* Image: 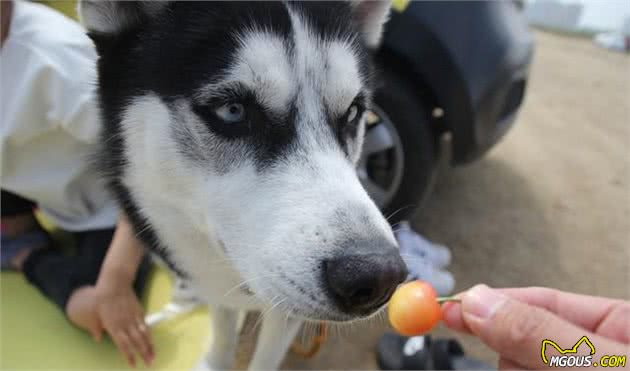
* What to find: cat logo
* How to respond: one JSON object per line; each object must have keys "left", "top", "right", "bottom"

{"left": 541, "top": 336, "right": 627, "bottom": 368}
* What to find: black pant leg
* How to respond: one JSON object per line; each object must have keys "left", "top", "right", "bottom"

{"left": 22, "top": 248, "right": 84, "bottom": 310}
{"left": 22, "top": 227, "right": 151, "bottom": 312}
{"left": 1, "top": 190, "right": 35, "bottom": 217}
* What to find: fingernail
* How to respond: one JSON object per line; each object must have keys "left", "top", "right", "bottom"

{"left": 463, "top": 284, "right": 507, "bottom": 320}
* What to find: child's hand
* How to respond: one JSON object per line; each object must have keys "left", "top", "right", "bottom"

{"left": 95, "top": 283, "right": 154, "bottom": 367}
{"left": 92, "top": 214, "right": 154, "bottom": 367}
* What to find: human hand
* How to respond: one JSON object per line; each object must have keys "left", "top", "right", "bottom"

{"left": 94, "top": 282, "right": 154, "bottom": 367}
{"left": 92, "top": 213, "right": 153, "bottom": 367}
{"left": 441, "top": 284, "right": 629, "bottom": 370}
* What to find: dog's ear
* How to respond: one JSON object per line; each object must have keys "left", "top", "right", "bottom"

{"left": 78, "top": 0, "right": 168, "bottom": 35}
{"left": 350, "top": 0, "right": 391, "bottom": 48}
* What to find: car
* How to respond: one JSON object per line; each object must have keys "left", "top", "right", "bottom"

{"left": 359, "top": 0, "right": 534, "bottom": 222}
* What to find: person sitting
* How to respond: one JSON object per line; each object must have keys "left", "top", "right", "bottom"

{"left": 1, "top": 1, "right": 153, "bottom": 366}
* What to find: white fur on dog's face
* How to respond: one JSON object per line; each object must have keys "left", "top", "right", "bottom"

{"left": 84, "top": 1, "right": 399, "bottom": 321}
{"left": 122, "top": 27, "right": 393, "bottom": 321}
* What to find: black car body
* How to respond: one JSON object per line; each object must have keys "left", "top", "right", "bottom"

{"left": 361, "top": 0, "right": 534, "bottom": 219}
{"left": 383, "top": 0, "right": 533, "bottom": 163}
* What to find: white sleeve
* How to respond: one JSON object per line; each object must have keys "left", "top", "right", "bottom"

{"left": 42, "top": 40, "right": 102, "bottom": 144}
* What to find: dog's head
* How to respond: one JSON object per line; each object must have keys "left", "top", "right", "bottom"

{"left": 81, "top": 1, "right": 406, "bottom": 322}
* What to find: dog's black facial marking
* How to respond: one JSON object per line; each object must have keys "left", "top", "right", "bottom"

{"left": 95, "top": 2, "right": 375, "bottom": 173}
{"left": 331, "top": 92, "right": 368, "bottom": 156}
{"left": 95, "top": 2, "right": 295, "bottom": 108}
{"left": 284, "top": 2, "right": 375, "bottom": 161}
{"left": 285, "top": 2, "right": 376, "bottom": 85}
{"left": 193, "top": 86, "right": 264, "bottom": 140}
{"left": 92, "top": 1, "right": 379, "bottom": 239}
{"left": 94, "top": 2, "right": 299, "bottom": 175}
{"left": 286, "top": 2, "right": 354, "bottom": 42}
{"left": 190, "top": 83, "right": 299, "bottom": 171}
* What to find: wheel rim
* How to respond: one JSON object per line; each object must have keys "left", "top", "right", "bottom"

{"left": 357, "top": 106, "right": 405, "bottom": 209}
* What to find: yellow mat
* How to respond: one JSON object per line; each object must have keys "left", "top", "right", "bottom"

{"left": 1, "top": 268, "right": 210, "bottom": 370}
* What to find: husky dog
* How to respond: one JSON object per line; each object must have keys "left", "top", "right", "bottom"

{"left": 79, "top": 1, "right": 407, "bottom": 369}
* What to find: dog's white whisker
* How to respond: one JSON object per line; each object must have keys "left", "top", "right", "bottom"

{"left": 252, "top": 295, "right": 284, "bottom": 330}
{"left": 133, "top": 223, "right": 153, "bottom": 238}
{"left": 206, "top": 256, "right": 251, "bottom": 267}
{"left": 334, "top": 322, "right": 342, "bottom": 340}
{"left": 385, "top": 204, "right": 416, "bottom": 222}
{"left": 223, "top": 274, "right": 280, "bottom": 297}
{"left": 266, "top": 298, "right": 287, "bottom": 320}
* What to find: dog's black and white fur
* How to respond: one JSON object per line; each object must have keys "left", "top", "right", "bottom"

{"left": 79, "top": 1, "right": 406, "bottom": 369}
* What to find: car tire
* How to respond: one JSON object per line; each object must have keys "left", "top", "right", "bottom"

{"left": 360, "top": 70, "right": 436, "bottom": 224}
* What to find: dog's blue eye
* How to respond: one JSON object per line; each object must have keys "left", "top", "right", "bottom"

{"left": 215, "top": 103, "right": 245, "bottom": 123}
{"left": 347, "top": 105, "right": 359, "bottom": 123}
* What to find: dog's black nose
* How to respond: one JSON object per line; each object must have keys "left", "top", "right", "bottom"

{"left": 324, "top": 252, "right": 407, "bottom": 314}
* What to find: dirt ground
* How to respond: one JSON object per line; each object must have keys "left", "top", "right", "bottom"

{"left": 237, "top": 30, "right": 630, "bottom": 369}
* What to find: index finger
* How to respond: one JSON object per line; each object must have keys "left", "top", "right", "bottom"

{"left": 111, "top": 331, "right": 136, "bottom": 367}
{"left": 128, "top": 322, "right": 154, "bottom": 366}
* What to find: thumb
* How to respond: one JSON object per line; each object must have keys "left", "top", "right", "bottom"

{"left": 460, "top": 285, "right": 606, "bottom": 369}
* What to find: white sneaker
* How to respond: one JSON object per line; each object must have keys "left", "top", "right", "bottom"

{"left": 395, "top": 221, "right": 451, "bottom": 269}
{"left": 395, "top": 221, "right": 455, "bottom": 296}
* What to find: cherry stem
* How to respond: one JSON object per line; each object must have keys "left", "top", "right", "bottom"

{"left": 437, "top": 296, "right": 461, "bottom": 304}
